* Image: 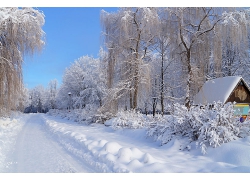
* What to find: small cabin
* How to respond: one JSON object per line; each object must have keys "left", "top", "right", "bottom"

{"left": 193, "top": 76, "right": 250, "bottom": 120}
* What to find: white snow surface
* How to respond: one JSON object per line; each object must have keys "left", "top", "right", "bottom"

{"left": 1, "top": 113, "right": 250, "bottom": 173}
{"left": 193, "top": 76, "right": 243, "bottom": 105}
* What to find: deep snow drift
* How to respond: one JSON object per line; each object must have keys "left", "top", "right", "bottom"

{"left": 1, "top": 113, "right": 250, "bottom": 173}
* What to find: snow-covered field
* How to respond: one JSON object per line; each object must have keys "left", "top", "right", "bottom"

{"left": 1, "top": 112, "right": 250, "bottom": 173}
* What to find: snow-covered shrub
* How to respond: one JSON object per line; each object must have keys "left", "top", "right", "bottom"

{"left": 47, "top": 109, "right": 69, "bottom": 119}
{"left": 47, "top": 108, "right": 95, "bottom": 125}
{"left": 196, "top": 102, "right": 242, "bottom": 154}
{"left": 147, "top": 102, "right": 250, "bottom": 154}
{"left": 111, "top": 110, "right": 150, "bottom": 129}
{"left": 93, "top": 111, "right": 115, "bottom": 124}
{"left": 146, "top": 114, "right": 173, "bottom": 145}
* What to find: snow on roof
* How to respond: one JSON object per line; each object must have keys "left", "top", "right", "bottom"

{"left": 193, "top": 76, "right": 243, "bottom": 105}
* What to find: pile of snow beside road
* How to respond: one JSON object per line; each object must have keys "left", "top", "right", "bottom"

{"left": 0, "top": 112, "right": 25, "bottom": 169}
{"left": 43, "top": 115, "right": 177, "bottom": 172}
{"left": 43, "top": 114, "right": 250, "bottom": 173}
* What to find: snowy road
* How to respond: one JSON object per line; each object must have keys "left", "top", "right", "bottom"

{"left": 1, "top": 114, "right": 94, "bottom": 173}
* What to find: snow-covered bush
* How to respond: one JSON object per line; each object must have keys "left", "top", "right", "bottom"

{"left": 146, "top": 114, "right": 173, "bottom": 145}
{"left": 47, "top": 108, "right": 96, "bottom": 125}
{"left": 147, "top": 102, "right": 250, "bottom": 154}
{"left": 110, "top": 110, "right": 150, "bottom": 130}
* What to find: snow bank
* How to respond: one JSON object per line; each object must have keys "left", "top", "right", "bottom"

{"left": 0, "top": 112, "right": 26, "bottom": 170}
{"left": 43, "top": 113, "right": 250, "bottom": 173}
{"left": 43, "top": 115, "right": 167, "bottom": 172}
{"left": 207, "top": 136, "right": 250, "bottom": 170}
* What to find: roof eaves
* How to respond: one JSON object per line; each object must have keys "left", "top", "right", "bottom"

{"left": 225, "top": 77, "right": 242, "bottom": 104}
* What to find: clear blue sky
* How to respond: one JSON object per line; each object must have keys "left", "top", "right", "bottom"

{"left": 20, "top": 1, "right": 250, "bottom": 89}
{"left": 23, "top": 7, "right": 118, "bottom": 89}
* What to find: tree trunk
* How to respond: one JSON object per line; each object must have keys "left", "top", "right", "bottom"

{"left": 133, "top": 67, "right": 139, "bottom": 109}
{"left": 153, "top": 99, "right": 156, "bottom": 117}
{"left": 130, "top": 90, "right": 133, "bottom": 109}
{"left": 185, "top": 50, "right": 192, "bottom": 110}
{"left": 160, "top": 53, "right": 164, "bottom": 116}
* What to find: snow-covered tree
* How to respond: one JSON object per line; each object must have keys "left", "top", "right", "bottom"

{"left": 0, "top": 7, "right": 45, "bottom": 116}
{"left": 27, "top": 85, "right": 46, "bottom": 113}
{"left": 47, "top": 79, "right": 58, "bottom": 109}
{"left": 149, "top": 9, "right": 187, "bottom": 115}
{"left": 16, "top": 85, "right": 30, "bottom": 112}
{"left": 101, "top": 7, "right": 159, "bottom": 114}
{"left": 56, "top": 55, "right": 105, "bottom": 112}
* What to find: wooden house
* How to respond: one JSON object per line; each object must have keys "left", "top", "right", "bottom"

{"left": 193, "top": 76, "right": 250, "bottom": 121}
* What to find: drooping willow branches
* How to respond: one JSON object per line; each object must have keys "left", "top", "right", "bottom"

{"left": 0, "top": 7, "right": 45, "bottom": 116}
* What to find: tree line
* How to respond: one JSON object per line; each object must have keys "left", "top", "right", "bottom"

{"left": 1, "top": 7, "right": 250, "bottom": 118}
{"left": 99, "top": 7, "right": 250, "bottom": 117}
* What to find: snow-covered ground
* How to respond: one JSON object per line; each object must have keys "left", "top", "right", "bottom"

{"left": 1, "top": 113, "right": 250, "bottom": 173}
{"left": 0, "top": 112, "right": 25, "bottom": 170}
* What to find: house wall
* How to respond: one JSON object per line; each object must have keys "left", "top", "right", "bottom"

{"left": 226, "top": 82, "right": 250, "bottom": 104}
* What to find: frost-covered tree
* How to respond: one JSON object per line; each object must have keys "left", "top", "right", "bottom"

{"left": 23, "top": 80, "right": 58, "bottom": 113}
{"left": 28, "top": 85, "right": 46, "bottom": 113}
{"left": 47, "top": 79, "right": 58, "bottom": 109}
{"left": 221, "top": 13, "right": 250, "bottom": 83}
{"left": 56, "top": 56, "right": 105, "bottom": 112}
{"left": 101, "top": 7, "right": 158, "bottom": 113}
{"left": 156, "top": 23, "right": 170, "bottom": 115}
{"left": 0, "top": 7, "right": 45, "bottom": 116}
{"left": 16, "top": 84, "right": 30, "bottom": 112}
{"left": 150, "top": 9, "right": 186, "bottom": 115}
{"left": 149, "top": 52, "right": 185, "bottom": 116}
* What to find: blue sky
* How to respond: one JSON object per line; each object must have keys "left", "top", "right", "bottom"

{"left": 23, "top": 7, "right": 118, "bottom": 89}
{"left": 17, "top": 1, "right": 250, "bottom": 89}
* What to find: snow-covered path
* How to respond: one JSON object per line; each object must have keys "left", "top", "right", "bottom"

{"left": 1, "top": 113, "right": 250, "bottom": 173}
{"left": 1, "top": 114, "right": 93, "bottom": 173}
